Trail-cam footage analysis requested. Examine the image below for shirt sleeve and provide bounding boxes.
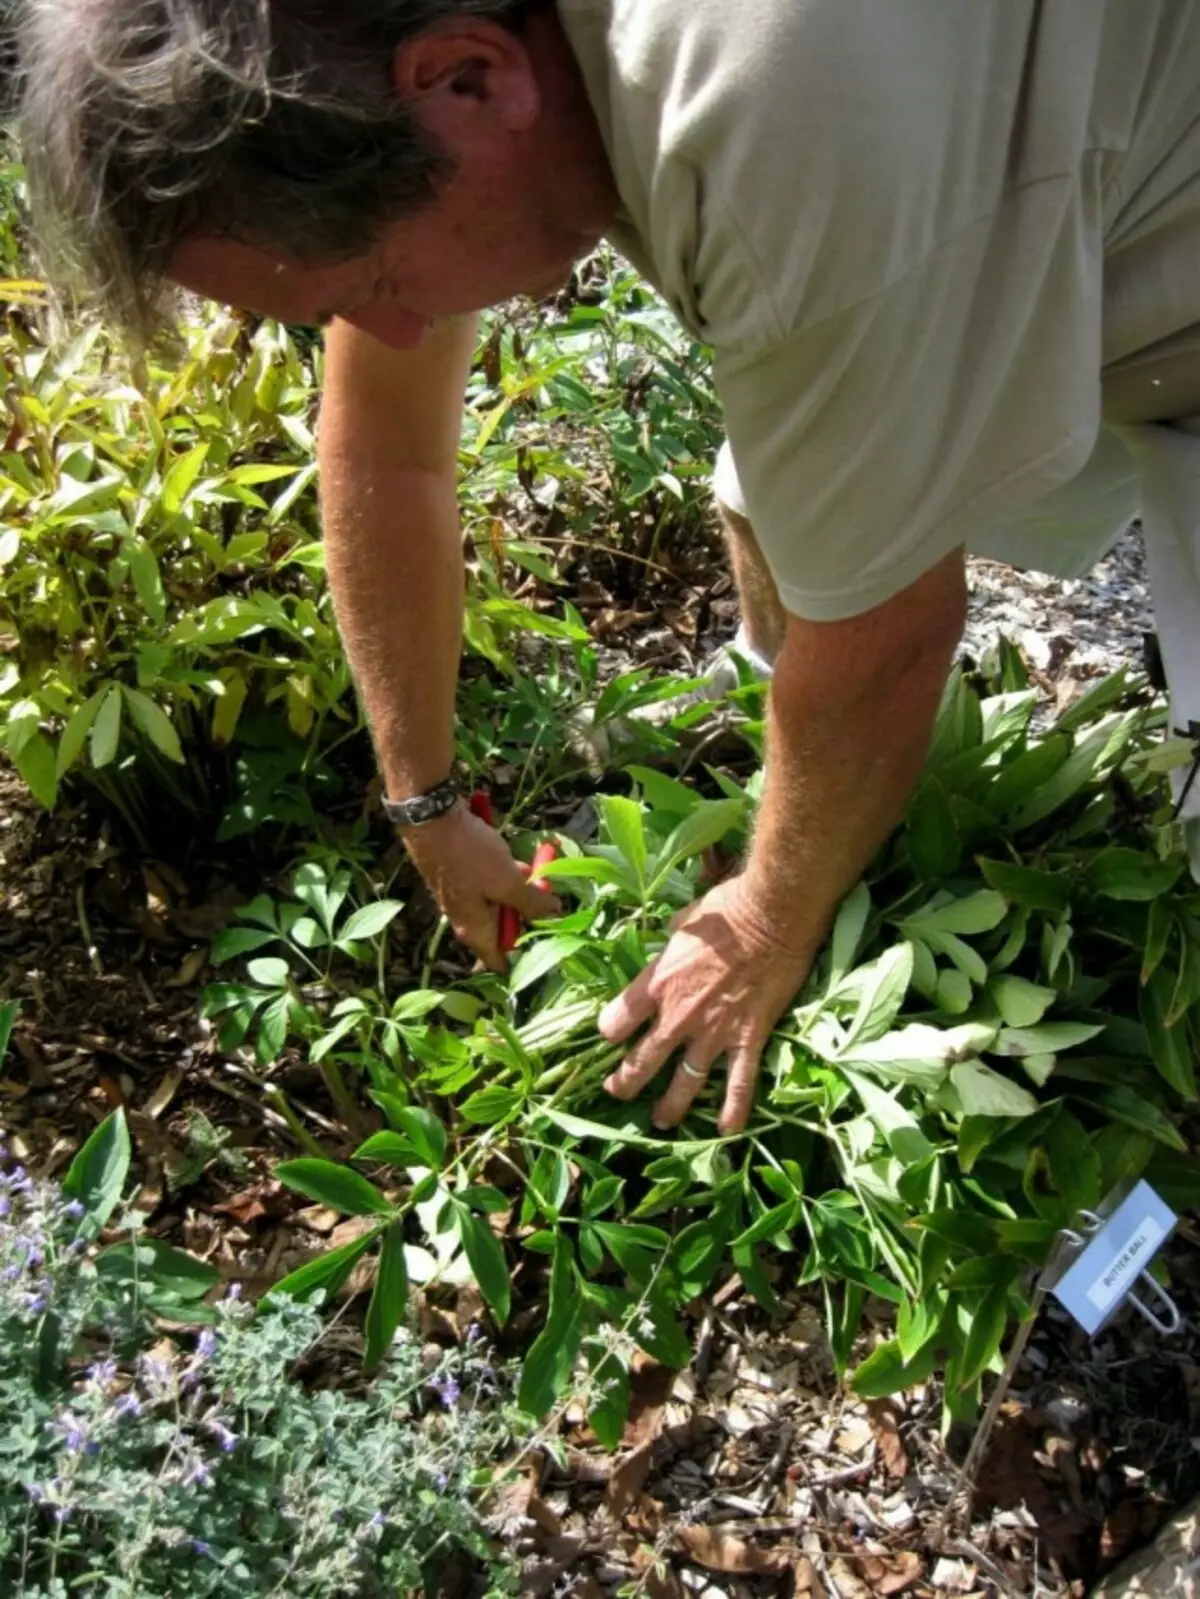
[713,178,1105,621]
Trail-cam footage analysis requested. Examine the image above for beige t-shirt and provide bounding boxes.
[557,0,1200,620]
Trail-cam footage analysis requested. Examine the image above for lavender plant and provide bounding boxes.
[0,1121,523,1598]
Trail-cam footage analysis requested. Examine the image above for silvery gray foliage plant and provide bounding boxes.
[0,1119,522,1598]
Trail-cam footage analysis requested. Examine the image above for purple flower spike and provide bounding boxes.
[191,1540,213,1557]
[53,1415,88,1453]
[207,1419,239,1454]
[195,1329,218,1361]
[62,1199,86,1221]
[430,1372,461,1411]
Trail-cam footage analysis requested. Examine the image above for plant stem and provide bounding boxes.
[264,1087,327,1158]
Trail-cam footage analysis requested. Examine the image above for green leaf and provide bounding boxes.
[582,1175,624,1218]
[977,857,1070,914]
[647,797,744,894]
[62,1109,131,1235]
[670,1214,730,1299]
[1143,898,1174,987]
[632,1294,692,1368]
[0,1000,16,1064]
[459,1085,523,1125]
[600,795,648,891]
[906,777,961,879]
[1010,723,1112,829]
[126,539,166,623]
[390,990,445,1022]
[338,901,404,943]
[518,1234,585,1416]
[905,890,1008,937]
[89,685,123,770]
[1140,966,1198,1099]
[96,1239,220,1302]
[587,1346,631,1451]
[210,927,278,964]
[950,1060,1039,1118]
[536,855,636,892]
[1081,1085,1186,1150]
[160,441,210,514]
[246,956,290,989]
[393,1106,447,1170]
[363,1223,409,1370]
[122,687,184,763]
[828,882,871,985]
[957,1285,1011,1388]
[987,734,1071,817]
[732,1200,798,1250]
[14,731,57,809]
[991,1022,1103,1057]
[276,1158,392,1216]
[455,1206,510,1324]
[55,693,106,778]
[541,1107,666,1150]
[851,1334,939,1399]
[842,943,914,1049]
[266,1228,382,1306]
[988,976,1058,1029]
[1086,848,1182,902]
[352,1132,422,1167]
[936,968,973,1015]
[841,1069,935,1163]
[523,1148,571,1221]
[510,935,587,995]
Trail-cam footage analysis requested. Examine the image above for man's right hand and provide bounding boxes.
[401,802,562,971]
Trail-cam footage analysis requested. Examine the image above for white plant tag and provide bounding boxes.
[1050,1179,1178,1336]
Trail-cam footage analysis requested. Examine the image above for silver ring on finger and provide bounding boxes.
[680,1059,707,1081]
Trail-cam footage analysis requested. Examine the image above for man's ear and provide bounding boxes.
[390,21,540,134]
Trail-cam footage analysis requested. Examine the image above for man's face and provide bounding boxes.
[172,187,601,349]
[170,15,615,347]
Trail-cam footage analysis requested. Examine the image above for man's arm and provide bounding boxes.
[319,316,556,967]
[600,547,967,1131]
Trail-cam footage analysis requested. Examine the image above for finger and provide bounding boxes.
[598,963,659,1043]
[452,903,504,974]
[717,1042,764,1134]
[494,863,563,922]
[604,1026,678,1101]
[515,880,564,922]
[652,1040,721,1131]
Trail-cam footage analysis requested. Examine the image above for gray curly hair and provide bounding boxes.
[13,0,542,341]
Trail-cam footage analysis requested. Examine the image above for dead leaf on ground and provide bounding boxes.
[867,1397,910,1480]
[213,1182,286,1226]
[605,1442,654,1519]
[164,946,208,988]
[794,1556,828,1597]
[858,1551,923,1595]
[142,1067,183,1120]
[675,1526,791,1575]
[625,1358,674,1446]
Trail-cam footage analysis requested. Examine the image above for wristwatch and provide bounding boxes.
[382,776,461,829]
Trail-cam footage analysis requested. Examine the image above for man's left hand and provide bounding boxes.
[598,877,814,1134]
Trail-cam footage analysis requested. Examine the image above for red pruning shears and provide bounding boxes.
[468,791,558,955]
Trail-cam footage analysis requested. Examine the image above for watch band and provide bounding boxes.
[382,777,460,829]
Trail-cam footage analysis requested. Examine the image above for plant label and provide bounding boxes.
[1049,1179,1178,1336]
